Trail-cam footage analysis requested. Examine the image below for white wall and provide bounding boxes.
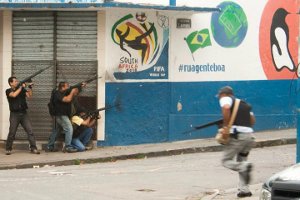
[97,11,106,141]
[0,11,12,140]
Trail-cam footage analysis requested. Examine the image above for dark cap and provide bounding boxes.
[217,86,234,97]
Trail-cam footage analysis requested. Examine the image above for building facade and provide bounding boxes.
[0,0,299,147]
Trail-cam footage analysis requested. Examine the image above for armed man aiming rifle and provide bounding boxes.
[69,102,121,151]
[47,76,100,153]
[70,111,99,151]
[5,66,52,155]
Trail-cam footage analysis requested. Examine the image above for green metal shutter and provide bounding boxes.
[56,11,97,104]
[12,11,55,140]
[12,11,98,140]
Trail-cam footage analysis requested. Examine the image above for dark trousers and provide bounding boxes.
[6,112,37,151]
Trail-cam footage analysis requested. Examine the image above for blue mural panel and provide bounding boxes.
[169,80,297,141]
[100,79,296,146]
[99,82,170,146]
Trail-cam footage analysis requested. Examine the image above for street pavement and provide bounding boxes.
[0,128,296,172]
[187,184,263,200]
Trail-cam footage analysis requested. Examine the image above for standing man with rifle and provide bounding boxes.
[5,77,40,155]
[217,86,256,198]
[46,76,99,152]
[46,81,84,153]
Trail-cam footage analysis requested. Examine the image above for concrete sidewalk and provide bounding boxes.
[0,129,296,170]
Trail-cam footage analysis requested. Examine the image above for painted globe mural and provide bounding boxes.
[211,1,248,47]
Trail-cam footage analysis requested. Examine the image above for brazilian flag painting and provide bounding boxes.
[184,29,212,60]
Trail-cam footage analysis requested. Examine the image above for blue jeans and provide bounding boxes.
[71,127,93,151]
[47,116,73,149]
[6,112,37,151]
[47,121,61,150]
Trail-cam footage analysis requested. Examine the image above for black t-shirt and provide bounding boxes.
[6,87,28,113]
[53,90,72,117]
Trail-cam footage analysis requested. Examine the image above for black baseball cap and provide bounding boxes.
[216,86,234,97]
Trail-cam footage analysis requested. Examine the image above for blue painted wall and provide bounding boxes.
[99,79,297,146]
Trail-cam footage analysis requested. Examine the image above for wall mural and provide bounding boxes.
[110,12,169,80]
[185,29,212,61]
[172,0,299,82]
[211,1,248,48]
[173,1,249,80]
[184,1,248,53]
[259,0,299,80]
[182,1,248,70]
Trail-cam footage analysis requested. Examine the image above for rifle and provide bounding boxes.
[17,65,52,88]
[81,103,121,119]
[65,75,101,95]
[182,119,223,134]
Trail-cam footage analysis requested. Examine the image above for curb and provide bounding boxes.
[0,138,296,170]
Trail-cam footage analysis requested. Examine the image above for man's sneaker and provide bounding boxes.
[31,149,40,154]
[63,147,77,153]
[237,191,252,198]
[85,146,93,150]
[245,163,253,185]
[5,150,11,155]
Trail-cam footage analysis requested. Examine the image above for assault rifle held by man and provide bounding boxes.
[65,75,101,95]
[81,103,121,119]
[182,118,223,134]
[17,65,52,88]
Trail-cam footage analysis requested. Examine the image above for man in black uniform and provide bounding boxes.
[5,76,40,155]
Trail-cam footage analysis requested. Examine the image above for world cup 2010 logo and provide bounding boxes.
[259,0,299,79]
[111,13,159,68]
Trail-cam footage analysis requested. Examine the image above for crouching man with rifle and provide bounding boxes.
[70,112,100,151]
[69,103,120,151]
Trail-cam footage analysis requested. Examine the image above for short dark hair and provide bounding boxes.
[58,81,68,90]
[8,76,16,85]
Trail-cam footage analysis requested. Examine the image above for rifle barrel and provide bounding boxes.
[82,104,119,118]
[194,119,223,130]
[69,75,100,90]
[182,119,223,134]
[19,65,52,85]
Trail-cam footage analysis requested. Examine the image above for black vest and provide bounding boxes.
[230,97,252,127]
[6,88,28,113]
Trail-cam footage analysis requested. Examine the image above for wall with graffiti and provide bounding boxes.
[102,0,299,146]
[171,0,299,81]
[107,10,169,80]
